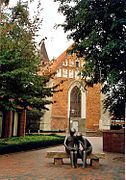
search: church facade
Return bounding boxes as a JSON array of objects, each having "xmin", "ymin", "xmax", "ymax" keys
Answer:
[{"xmin": 38, "ymin": 43, "xmax": 110, "ymax": 133}]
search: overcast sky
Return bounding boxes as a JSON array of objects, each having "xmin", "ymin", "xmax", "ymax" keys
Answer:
[{"xmin": 9, "ymin": 0, "xmax": 73, "ymax": 60}]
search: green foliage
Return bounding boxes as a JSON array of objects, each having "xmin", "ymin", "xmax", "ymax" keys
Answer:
[
  {"xmin": 55, "ymin": 0, "xmax": 126, "ymax": 118},
  {"xmin": 0, "ymin": 134, "xmax": 64, "ymax": 145},
  {"xmin": 0, "ymin": 1, "xmax": 55, "ymax": 111},
  {"xmin": 0, "ymin": 134, "xmax": 64, "ymax": 154},
  {"xmin": 110, "ymin": 124, "xmax": 123, "ymax": 130},
  {"xmin": 0, "ymin": 0, "xmax": 9, "ymax": 5}
]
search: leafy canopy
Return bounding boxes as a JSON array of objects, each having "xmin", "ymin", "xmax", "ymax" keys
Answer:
[
  {"xmin": 54, "ymin": 0, "xmax": 126, "ymax": 118},
  {"xmin": 0, "ymin": 1, "xmax": 55, "ymax": 111}
]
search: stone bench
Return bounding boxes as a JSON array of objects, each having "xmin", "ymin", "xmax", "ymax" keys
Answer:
[{"xmin": 46, "ymin": 151, "xmax": 105, "ymax": 166}]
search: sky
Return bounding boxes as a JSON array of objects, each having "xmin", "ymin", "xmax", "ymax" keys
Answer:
[{"xmin": 9, "ymin": 0, "xmax": 73, "ymax": 60}]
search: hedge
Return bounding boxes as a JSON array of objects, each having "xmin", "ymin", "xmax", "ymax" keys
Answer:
[{"xmin": 0, "ymin": 134, "xmax": 65, "ymax": 154}]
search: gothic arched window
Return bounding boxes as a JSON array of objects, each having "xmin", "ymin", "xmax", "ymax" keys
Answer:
[{"xmin": 70, "ymin": 86, "xmax": 81, "ymax": 118}]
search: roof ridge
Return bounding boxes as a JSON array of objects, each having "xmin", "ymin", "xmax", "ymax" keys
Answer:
[{"xmin": 50, "ymin": 44, "xmax": 73, "ymax": 72}]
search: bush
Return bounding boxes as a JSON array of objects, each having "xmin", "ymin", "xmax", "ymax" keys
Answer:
[
  {"xmin": 0, "ymin": 134, "xmax": 65, "ymax": 154},
  {"xmin": 110, "ymin": 124, "xmax": 123, "ymax": 130}
]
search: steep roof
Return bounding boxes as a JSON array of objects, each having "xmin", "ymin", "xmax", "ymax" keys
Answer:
[
  {"xmin": 40, "ymin": 41, "xmax": 49, "ymax": 62},
  {"xmin": 50, "ymin": 45, "xmax": 73, "ymax": 73},
  {"xmin": 50, "ymin": 50, "xmax": 66, "ymax": 73}
]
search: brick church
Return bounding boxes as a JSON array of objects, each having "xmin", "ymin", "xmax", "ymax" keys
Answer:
[
  {"xmin": 38, "ymin": 42, "xmax": 110, "ymax": 133},
  {"xmin": 0, "ymin": 42, "xmax": 111, "ymax": 138}
]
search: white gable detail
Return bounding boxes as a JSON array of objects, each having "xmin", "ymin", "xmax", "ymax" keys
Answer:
[{"xmin": 56, "ymin": 69, "xmax": 61, "ymax": 77}]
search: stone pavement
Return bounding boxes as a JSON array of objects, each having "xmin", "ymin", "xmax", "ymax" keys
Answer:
[{"xmin": 0, "ymin": 137, "xmax": 125, "ymax": 180}]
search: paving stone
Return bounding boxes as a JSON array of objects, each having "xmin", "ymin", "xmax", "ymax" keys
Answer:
[{"xmin": 0, "ymin": 137, "xmax": 124, "ymax": 180}]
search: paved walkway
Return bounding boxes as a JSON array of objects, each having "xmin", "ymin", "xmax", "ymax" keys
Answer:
[{"xmin": 0, "ymin": 137, "xmax": 125, "ymax": 180}]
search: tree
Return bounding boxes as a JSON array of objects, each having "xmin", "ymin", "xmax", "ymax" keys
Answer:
[
  {"xmin": 0, "ymin": 0, "xmax": 9, "ymax": 6},
  {"xmin": 0, "ymin": 1, "xmax": 55, "ymax": 112},
  {"xmin": 54, "ymin": 0, "xmax": 126, "ymax": 118}
]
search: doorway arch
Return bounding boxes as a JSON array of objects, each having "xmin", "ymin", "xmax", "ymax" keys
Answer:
[{"xmin": 68, "ymin": 81, "xmax": 86, "ymax": 132}]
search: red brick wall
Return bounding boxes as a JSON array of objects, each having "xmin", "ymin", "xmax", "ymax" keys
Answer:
[
  {"xmin": 18, "ymin": 110, "xmax": 26, "ymax": 136},
  {"xmin": 51, "ymin": 78, "xmax": 73, "ymax": 131},
  {"xmin": 1, "ymin": 110, "xmax": 26, "ymax": 138},
  {"xmin": 51, "ymin": 80, "xmax": 101, "ymax": 132},
  {"xmin": 103, "ymin": 130, "xmax": 125, "ymax": 153},
  {"xmin": 2, "ymin": 111, "xmax": 13, "ymax": 138},
  {"xmin": 86, "ymin": 84, "xmax": 101, "ymax": 130}
]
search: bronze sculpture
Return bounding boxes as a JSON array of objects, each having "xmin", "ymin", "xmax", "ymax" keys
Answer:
[
  {"xmin": 77, "ymin": 132, "xmax": 92, "ymax": 168},
  {"xmin": 64, "ymin": 128, "xmax": 78, "ymax": 168}
]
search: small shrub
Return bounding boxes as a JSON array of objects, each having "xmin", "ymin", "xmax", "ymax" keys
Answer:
[
  {"xmin": 110, "ymin": 124, "xmax": 122, "ymax": 130},
  {"xmin": 0, "ymin": 134, "xmax": 65, "ymax": 154}
]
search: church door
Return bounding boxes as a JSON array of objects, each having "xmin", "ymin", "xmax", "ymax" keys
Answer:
[{"xmin": 70, "ymin": 86, "xmax": 81, "ymax": 131}]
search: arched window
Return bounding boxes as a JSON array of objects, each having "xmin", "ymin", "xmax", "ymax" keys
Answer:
[
  {"xmin": 70, "ymin": 86, "xmax": 81, "ymax": 118},
  {"xmin": 76, "ymin": 61, "xmax": 79, "ymax": 68}
]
